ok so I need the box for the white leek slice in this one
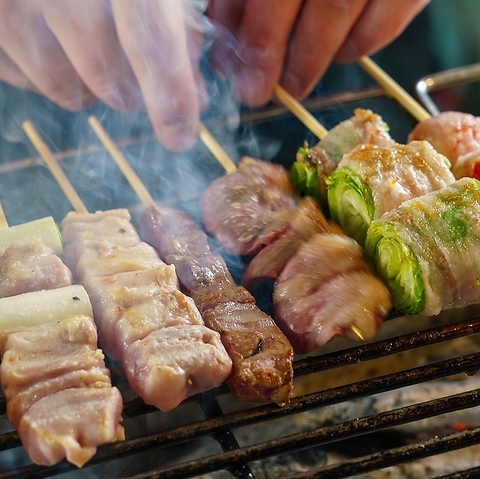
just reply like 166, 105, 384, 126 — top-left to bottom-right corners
0, 285, 93, 332
0, 217, 63, 255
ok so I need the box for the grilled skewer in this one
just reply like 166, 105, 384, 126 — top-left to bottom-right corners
89, 116, 295, 406
0, 199, 124, 468
23, 121, 232, 412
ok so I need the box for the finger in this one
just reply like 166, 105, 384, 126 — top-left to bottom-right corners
206, 0, 245, 77
279, 0, 369, 100
42, 0, 143, 112
0, 46, 39, 92
334, 0, 431, 62
232, 0, 303, 106
0, 1, 96, 110
111, 0, 204, 151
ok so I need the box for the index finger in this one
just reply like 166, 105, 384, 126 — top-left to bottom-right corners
110, 0, 204, 151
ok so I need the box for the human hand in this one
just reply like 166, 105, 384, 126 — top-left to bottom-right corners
206, 0, 431, 106
0, 0, 206, 151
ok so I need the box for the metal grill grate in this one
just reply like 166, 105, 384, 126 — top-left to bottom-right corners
1, 64, 480, 479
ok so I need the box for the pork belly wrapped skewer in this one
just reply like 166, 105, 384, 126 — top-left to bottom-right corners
365, 177, 480, 316
0, 286, 124, 468
200, 157, 392, 353
60, 208, 232, 411
140, 205, 294, 406
327, 140, 455, 246
291, 108, 395, 205
408, 110, 480, 179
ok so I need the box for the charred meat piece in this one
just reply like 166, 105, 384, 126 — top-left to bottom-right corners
274, 234, 392, 354
1, 314, 124, 468
60, 209, 232, 411
0, 236, 72, 297
140, 205, 294, 406
200, 156, 298, 255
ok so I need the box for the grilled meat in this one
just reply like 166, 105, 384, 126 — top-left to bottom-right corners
200, 156, 298, 255
60, 209, 232, 411
408, 110, 480, 179
1, 314, 124, 467
274, 233, 391, 353
140, 205, 294, 406
0, 236, 72, 297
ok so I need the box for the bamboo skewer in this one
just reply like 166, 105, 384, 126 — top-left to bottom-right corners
358, 56, 431, 122
89, 118, 366, 342
273, 85, 329, 140
22, 121, 88, 214
0, 203, 8, 229
198, 123, 237, 174
88, 116, 157, 207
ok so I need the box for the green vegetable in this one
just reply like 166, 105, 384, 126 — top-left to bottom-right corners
365, 220, 425, 314
290, 156, 322, 203
326, 167, 375, 245
0, 216, 63, 254
0, 285, 93, 332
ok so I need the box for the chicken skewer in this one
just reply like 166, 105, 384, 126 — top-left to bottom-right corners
23, 121, 232, 412
89, 116, 295, 406
0, 199, 124, 468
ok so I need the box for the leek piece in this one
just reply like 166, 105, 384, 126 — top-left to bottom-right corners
0, 285, 93, 331
0, 216, 63, 255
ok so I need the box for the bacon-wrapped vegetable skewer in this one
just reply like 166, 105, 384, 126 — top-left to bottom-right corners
291, 108, 395, 206
327, 140, 456, 246
365, 177, 480, 316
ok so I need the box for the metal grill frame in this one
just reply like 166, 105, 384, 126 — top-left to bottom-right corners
1, 65, 480, 479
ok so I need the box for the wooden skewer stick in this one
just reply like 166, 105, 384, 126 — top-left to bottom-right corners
273, 84, 329, 140
198, 122, 237, 174
22, 121, 88, 214
88, 116, 156, 207
0, 203, 8, 229
358, 56, 431, 122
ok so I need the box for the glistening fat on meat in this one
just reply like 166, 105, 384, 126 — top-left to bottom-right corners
60, 209, 232, 411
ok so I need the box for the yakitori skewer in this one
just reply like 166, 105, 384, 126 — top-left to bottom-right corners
88, 115, 296, 405
90, 115, 373, 347
358, 56, 431, 122
24, 120, 233, 411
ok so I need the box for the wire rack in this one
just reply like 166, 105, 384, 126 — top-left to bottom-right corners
1, 60, 480, 479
